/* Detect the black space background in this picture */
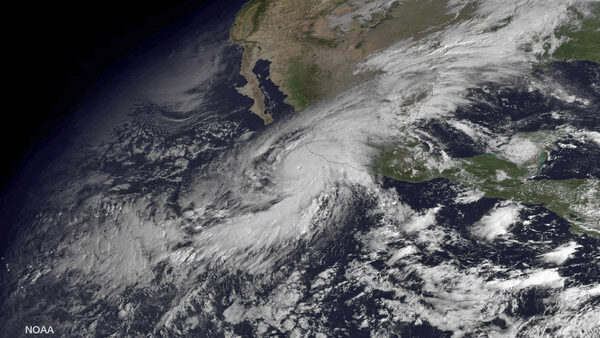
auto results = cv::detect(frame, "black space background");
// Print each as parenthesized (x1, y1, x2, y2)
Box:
(1, 0, 213, 247)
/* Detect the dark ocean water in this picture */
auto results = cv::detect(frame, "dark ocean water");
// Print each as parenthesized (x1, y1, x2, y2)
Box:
(0, 0, 256, 252)
(1, 1, 599, 336)
(253, 59, 296, 121)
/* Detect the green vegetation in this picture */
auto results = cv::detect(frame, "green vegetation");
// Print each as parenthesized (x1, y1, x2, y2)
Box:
(373, 141, 439, 182)
(230, 0, 480, 115)
(286, 60, 323, 110)
(553, 2, 600, 63)
(486, 16, 513, 33)
(303, 34, 340, 48)
(373, 144, 600, 238)
(385, 0, 455, 40)
(357, 0, 478, 52)
(231, 0, 268, 41)
(401, 91, 429, 107)
(554, 31, 600, 64)
(535, 152, 548, 175)
(570, 224, 600, 238)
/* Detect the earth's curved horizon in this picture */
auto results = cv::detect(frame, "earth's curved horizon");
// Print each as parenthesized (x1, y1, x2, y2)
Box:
(1, 0, 599, 337)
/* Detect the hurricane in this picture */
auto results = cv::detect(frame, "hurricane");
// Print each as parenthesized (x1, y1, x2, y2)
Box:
(1, 0, 599, 336)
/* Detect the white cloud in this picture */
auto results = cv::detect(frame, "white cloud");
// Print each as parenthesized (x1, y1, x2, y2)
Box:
(490, 269, 565, 289)
(403, 207, 440, 233)
(387, 245, 418, 265)
(540, 242, 580, 265)
(473, 203, 522, 241)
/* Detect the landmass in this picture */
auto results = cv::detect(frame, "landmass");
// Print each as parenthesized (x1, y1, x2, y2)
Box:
(373, 131, 600, 238)
(230, 0, 600, 238)
(552, 2, 600, 64)
(230, 0, 476, 122)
